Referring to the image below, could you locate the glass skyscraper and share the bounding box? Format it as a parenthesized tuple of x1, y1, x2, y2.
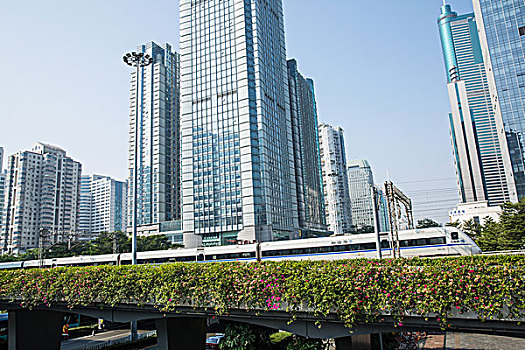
(438, 3, 516, 206)
(127, 42, 180, 232)
(473, 0, 525, 200)
(287, 59, 326, 235)
(180, 0, 299, 247)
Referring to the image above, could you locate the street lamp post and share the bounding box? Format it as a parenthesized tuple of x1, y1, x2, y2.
(123, 52, 153, 265)
(123, 51, 153, 341)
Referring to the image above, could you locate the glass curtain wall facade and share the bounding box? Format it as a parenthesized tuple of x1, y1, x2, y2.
(473, 0, 525, 200)
(128, 42, 180, 230)
(438, 4, 516, 206)
(287, 59, 326, 235)
(180, 0, 298, 247)
(347, 159, 375, 232)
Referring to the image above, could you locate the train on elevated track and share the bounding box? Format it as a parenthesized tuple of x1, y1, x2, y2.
(0, 227, 481, 270)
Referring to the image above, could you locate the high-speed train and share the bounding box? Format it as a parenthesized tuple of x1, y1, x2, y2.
(0, 227, 481, 270)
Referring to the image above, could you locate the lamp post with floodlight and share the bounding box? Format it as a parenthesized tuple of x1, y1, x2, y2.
(123, 52, 153, 266)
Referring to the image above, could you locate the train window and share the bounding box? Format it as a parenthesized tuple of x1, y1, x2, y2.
(211, 252, 256, 260)
(197, 254, 205, 262)
(428, 237, 446, 245)
(399, 240, 410, 247)
(381, 241, 389, 249)
(451, 232, 459, 240)
(176, 256, 195, 262)
(416, 239, 427, 246)
(362, 243, 376, 250)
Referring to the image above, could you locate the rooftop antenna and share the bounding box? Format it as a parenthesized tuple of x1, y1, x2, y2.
(443, 0, 447, 6)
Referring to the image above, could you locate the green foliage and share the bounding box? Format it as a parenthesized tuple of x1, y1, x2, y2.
(0, 256, 523, 331)
(456, 200, 525, 251)
(285, 337, 326, 350)
(416, 219, 441, 229)
(219, 324, 267, 350)
(0, 232, 175, 262)
(270, 332, 293, 344)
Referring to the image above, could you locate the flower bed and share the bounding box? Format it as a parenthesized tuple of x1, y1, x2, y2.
(0, 255, 523, 329)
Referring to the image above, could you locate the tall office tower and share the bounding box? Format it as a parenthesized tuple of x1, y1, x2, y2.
(180, 0, 299, 247)
(438, 3, 516, 206)
(0, 146, 3, 172)
(377, 188, 390, 232)
(347, 160, 375, 232)
(127, 42, 180, 233)
(1, 143, 82, 253)
(473, 0, 525, 200)
(79, 175, 127, 236)
(287, 59, 326, 235)
(319, 124, 352, 234)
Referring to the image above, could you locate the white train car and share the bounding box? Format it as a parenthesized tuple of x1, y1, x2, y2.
(0, 227, 481, 269)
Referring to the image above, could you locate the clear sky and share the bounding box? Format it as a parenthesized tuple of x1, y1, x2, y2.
(0, 0, 475, 223)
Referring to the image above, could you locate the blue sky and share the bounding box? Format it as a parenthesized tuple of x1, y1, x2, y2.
(0, 1, 475, 222)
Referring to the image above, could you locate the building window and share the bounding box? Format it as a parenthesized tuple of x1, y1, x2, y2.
(519, 26, 525, 36)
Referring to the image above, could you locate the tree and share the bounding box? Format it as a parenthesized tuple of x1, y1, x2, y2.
(416, 218, 441, 229)
(137, 234, 172, 252)
(455, 200, 525, 252)
(496, 201, 525, 250)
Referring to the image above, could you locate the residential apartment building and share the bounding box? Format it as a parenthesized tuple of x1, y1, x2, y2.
(0, 147, 5, 236)
(472, 0, 525, 201)
(127, 41, 180, 233)
(1, 143, 82, 253)
(319, 124, 352, 234)
(79, 175, 127, 236)
(438, 3, 516, 206)
(180, 0, 299, 247)
(287, 59, 326, 235)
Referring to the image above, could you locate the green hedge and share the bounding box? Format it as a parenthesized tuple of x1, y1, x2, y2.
(0, 256, 523, 329)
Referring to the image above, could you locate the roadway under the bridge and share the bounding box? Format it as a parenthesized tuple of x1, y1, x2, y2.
(2, 301, 524, 350)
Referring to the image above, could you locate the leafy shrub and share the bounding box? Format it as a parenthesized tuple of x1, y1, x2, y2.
(0, 256, 523, 330)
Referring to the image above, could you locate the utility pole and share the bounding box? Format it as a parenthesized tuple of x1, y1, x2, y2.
(370, 186, 382, 259)
(384, 181, 414, 259)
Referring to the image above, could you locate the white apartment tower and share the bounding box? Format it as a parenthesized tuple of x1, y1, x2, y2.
(127, 42, 180, 232)
(1, 143, 82, 253)
(319, 124, 352, 234)
(180, 0, 299, 246)
(79, 175, 127, 236)
(0, 147, 5, 235)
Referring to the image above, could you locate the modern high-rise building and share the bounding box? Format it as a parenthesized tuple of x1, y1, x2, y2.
(472, 0, 525, 200)
(127, 42, 180, 234)
(0, 147, 5, 237)
(79, 175, 127, 236)
(319, 124, 352, 234)
(180, 0, 299, 247)
(287, 59, 326, 235)
(347, 160, 375, 232)
(438, 3, 516, 206)
(1, 143, 82, 253)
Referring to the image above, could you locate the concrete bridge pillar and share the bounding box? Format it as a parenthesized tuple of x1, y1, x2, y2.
(8, 310, 64, 350)
(335, 334, 371, 350)
(155, 317, 206, 350)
